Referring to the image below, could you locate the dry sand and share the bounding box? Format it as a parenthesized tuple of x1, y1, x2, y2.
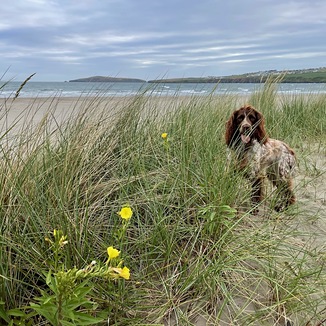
(0, 94, 248, 132)
(1, 97, 132, 132)
(0, 96, 200, 135)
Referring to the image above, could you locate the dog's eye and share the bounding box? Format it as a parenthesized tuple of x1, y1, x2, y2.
(236, 114, 244, 122)
(249, 115, 256, 122)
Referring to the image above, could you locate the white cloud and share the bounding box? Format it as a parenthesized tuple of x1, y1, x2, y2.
(0, 0, 325, 80)
(269, 1, 326, 25)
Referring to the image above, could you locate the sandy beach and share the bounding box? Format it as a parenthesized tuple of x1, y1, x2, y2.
(0, 94, 250, 132)
(0, 96, 163, 121)
(1, 97, 131, 130)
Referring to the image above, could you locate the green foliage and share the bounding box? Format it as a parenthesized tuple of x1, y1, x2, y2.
(199, 204, 237, 239)
(282, 70, 326, 83)
(148, 68, 326, 83)
(0, 80, 325, 325)
(1, 227, 130, 325)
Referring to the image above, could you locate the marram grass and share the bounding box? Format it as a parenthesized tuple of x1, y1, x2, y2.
(0, 82, 325, 325)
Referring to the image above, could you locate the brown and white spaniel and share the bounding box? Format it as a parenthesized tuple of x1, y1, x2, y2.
(225, 105, 296, 213)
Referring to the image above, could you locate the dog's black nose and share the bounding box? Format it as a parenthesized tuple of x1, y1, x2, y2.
(242, 125, 251, 133)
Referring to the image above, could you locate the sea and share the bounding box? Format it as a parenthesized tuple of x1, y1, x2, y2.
(1, 81, 326, 98)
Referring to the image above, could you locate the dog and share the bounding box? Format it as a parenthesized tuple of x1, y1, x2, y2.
(225, 105, 296, 213)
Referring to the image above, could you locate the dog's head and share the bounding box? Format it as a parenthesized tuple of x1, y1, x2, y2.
(225, 105, 267, 147)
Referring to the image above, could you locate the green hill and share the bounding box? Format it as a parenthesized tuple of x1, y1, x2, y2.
(148, 67, 326, 83)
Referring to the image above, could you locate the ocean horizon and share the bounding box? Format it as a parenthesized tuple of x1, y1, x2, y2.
(1, 81, 326, 98)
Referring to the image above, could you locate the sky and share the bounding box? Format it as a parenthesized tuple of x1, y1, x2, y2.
(1, 0, 326, 81)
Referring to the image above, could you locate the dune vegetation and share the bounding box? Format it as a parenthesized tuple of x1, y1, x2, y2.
(0, 81, 325, 325)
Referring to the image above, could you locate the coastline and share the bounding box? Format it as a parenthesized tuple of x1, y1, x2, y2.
(2, 81, 326, 100)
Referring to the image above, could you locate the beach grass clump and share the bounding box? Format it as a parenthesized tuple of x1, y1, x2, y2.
(0, 83, 325, 325)
(249, 79, 326, 146)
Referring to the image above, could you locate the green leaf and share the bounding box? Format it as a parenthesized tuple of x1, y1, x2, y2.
(46, 270, 52, 286)
(31, 306, 57, 325)
(209, 211, 217, 221)
(60, 320, 75, 326)
(74, 284, 93, 297)
(73, 312, 105, 325)
(7, 309, 26, 317)
(0, 306, 10, 323)
(66, 300, 92, 310)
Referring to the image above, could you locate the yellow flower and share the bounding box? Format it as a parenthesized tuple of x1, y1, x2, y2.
(59, 236, 68, 247)
(107, 246, 120, 259)
(119, 266, 130, 280)
(111, 267, 130, 280)
(161, 132, 168, 140)
(118, 206, 133, 220)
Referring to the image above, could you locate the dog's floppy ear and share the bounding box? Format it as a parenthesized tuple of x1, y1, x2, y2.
(225, 110, 238, 147)
(253, 109, 268, 144)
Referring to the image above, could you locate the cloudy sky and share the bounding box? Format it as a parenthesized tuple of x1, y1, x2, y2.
(1, 0, 326, 81)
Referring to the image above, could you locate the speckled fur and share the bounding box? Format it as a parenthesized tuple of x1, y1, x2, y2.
(225, 105, 296, 213)
(247, 139, 296, 181)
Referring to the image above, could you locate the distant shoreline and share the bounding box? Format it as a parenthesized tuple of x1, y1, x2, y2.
(68, 67, 326, 84)
(69, 76, 146, 83)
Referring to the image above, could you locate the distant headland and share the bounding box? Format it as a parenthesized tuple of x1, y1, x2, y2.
(69, 67, 326, 84)
(69, 76, 146, 83)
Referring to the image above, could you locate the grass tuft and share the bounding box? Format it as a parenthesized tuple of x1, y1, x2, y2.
(0, 82, 325, 325)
